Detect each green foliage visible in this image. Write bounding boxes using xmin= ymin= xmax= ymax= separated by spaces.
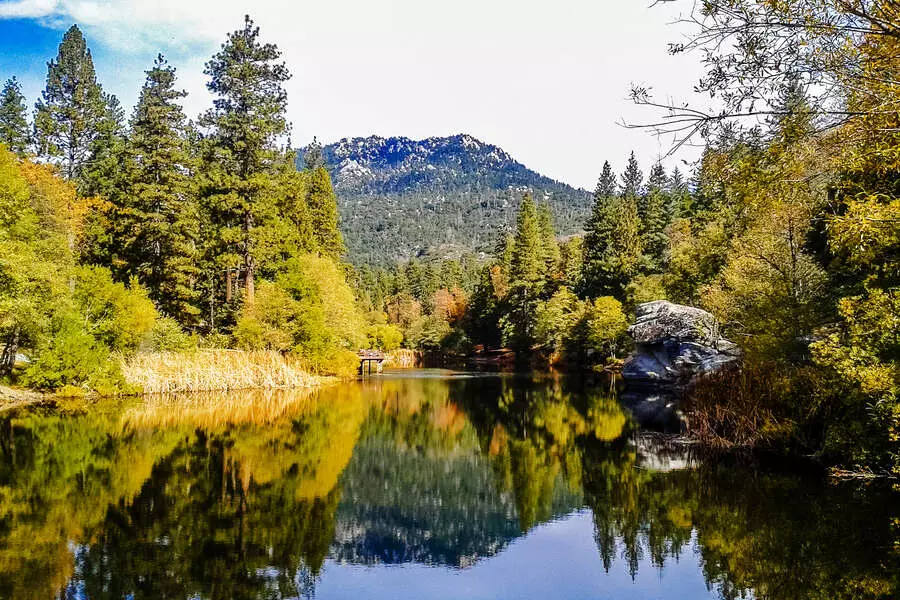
xmin=581 ymin=194 xmax=643 ymax=300
xmin=365 ymin=323 xmax=403 ymax=351
xmin=233 ymin=280 xmax=299 ymax=352
xmin=532 ymin=288 xmax=627 ymax=365
xmin=113 ymin=55 xmax=200 ymax=324
xmin=71 ymin=266 xmax=158 ymax=354
xmin=199 ymin=15 xmax=292 ymax=301
xmin=406 ymin=315 xmax=452 ymax=352
xmin=534 ymin=287 xmax=581 ymax=358
xmin=22 ymin=316 xmax=123 ymax=392
xmin=580 ymin=296 xmax=628 ymax=359
xmin=147 ymin=316 xmax=195 ymax=352
xmin=306 ymin=166 xmax=344 ymax=259
xmin=0 ymin=78 xmax=29 ymax=156
xmin=33 ymin=25 xmax=107 ymax=181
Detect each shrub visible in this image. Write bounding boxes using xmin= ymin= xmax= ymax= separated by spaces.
xmin=405 ymin=315 xmax=451 ymax=351
xmin=296 ymin=347 xmax=360 ymax=378
xmin=71 ymin=267 xmax=157 ymax=354
xmin=232 ymin=281 xmax=298 ymax=351
xmin=23 ymin=316 xmax=124 ymax=392
xmin=147 ymin=316 xmax=195 ymax=352
xmin=582 ymin=296 xmax=629 ymax=357
xmin=365 ymin=323 xmax=403 ymax=351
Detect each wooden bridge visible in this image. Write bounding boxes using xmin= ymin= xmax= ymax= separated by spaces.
xmin=358 ymin=350 xmax=385 ymax=375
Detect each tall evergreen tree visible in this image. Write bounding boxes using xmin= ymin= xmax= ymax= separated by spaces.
xmin=668 ymin=166 xmax=691 ymax=217
xmin=580 ymin=195 xmax=643 ymax=300
xmin=0 ymin=78 xmax=30 ymax=155
xmin=304 ymin=136 xmax=326 ymax=170
xmin=504 ymin=194 xmax=544 ymax=351
xmin=33 ymin=25 xmax=107 ymax=181
xmin=620 ymin=151 xmax=643 ymax=199
xmin=306 ymin=165 xmax=344 ymax=259
xmin=536 ymin=201 xmax=560 ymax=276
xmin=594 ymin=160 xmax=617 ymax=198
xmin=647 ymin=162 xmax=668 ymax=194
xmin=509 ymin=194 xmax=543 ymax=289
xmin=79 ymin=91 xmax=127 ymax=198
xmin=200 ymin=15 xmax=291 ymax=302
xmin=583 ymin=161 xmax=618 ymax=297
xmin=120 ymin=55 xmax=200 ymax=324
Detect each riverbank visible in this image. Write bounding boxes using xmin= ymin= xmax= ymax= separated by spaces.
xmin=0 ymin=384 xmax=44 ymax=411
xmin=121 ymin=349 xmax=331 ymax=395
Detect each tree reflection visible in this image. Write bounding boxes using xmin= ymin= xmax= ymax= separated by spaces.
xmin=0 ymin=375 xmax=896 ymax=599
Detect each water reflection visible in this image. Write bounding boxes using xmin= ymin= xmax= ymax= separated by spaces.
xmin=0 ymin=371 xmax=896 ymax=599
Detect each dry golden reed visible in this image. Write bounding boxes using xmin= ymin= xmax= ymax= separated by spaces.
xmin=384 ymin=349 xmax=421 ymax=369
xmin=121 ymin=349 xmax=329 ymax=395
xmin=120 ymin=388 xmax=320 ymax=431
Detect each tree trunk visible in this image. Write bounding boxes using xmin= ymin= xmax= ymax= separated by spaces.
xmin=243 ymin=210 xmax=255 ymax=303
xmin=1 ymin=329 xmax=20 ymax=377
xmin=245 ymin=259 xmax=255 ymax=303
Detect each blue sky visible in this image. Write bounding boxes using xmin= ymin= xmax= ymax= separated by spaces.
xmin=0 ymin=0 xmax=708 ymax=189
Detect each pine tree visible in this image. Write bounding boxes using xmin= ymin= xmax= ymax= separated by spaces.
xmin=34 ymin=25 xmax=107 ymax=181
xmin=580 ymin=196 xmax=643 ymax=300
xmin=509 ymin=194 xmax=543 ymax=289
xmin=0 ymin=78 xmax=30 ymax=155
xmin=79 ymin=91 xmax=127 ymax=198
xmin=668 ymin=166 xmax=691 ymax=217
xmin=536 ymin=201 xmax=560 ymax=276
xmin=304 ymin=136 xmax=326 ymax=170
xmin=583 ymin=161 xmax=618 ymax=297
xmin=120 ymin=55 xmax=200 ymax=324
xmin=647 ymin=162 xmax=668 ymax=194
xmin=200 ymin=15 xmax=291 ymax=302
xmin=620 ymin=151 xmax=643 ymax=199
xmin=505 ymin=194 xmax=544 ymax=351
xmin=594 ymin=160 xmax=617 ymax=198
xmin=306 ymin=165 xmax=344 ymax=259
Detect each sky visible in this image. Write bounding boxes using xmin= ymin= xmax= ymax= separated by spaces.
xmin=0 ymin=0 xmax=710 ymax=190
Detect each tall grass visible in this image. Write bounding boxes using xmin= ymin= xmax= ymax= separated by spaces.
xmin=121 ymin=388 xmax=319 ymax=431
xmin=384 ymin=349 xmax=422 ymax=369
xmin=121 ymin=349 xmax=328 ymax=394
xmin=684 ymin=361 xmax=801 ymax=450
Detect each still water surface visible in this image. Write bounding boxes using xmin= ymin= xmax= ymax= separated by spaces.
xmin=0 ymin=369 xmax=897 ymax=599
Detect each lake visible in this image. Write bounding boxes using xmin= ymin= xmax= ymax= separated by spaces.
xmin=0 ymin=369 xmax=897 ymax=599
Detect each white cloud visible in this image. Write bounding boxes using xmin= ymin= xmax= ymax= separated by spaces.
xmin=0 ymin=0 xmax=60 ymax=18
xmin=1 ymin=0 xmax=711 ymax=187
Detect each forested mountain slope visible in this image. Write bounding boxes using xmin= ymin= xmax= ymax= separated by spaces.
xmin=296 ymin=134 xmax=591 ymax=265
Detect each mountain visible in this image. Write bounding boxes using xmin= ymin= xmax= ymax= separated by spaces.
xmin=296 ymin=134 xmax=592 ymax=266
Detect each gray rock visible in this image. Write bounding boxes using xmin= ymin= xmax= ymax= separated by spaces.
xmin=628 ymin=300 xmax=720 ymax=346
xmin=623 ymin=301 xmax=741 ymax=389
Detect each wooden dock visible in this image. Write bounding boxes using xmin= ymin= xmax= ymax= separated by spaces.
xmin=358 ymin=350 xmax=385 ymax=375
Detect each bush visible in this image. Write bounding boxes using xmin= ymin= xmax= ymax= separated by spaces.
xmin=232 ymin=281 xmax=298 ymax=351
xmin=71 ymin=267 xmax=158 ymax=354
xmin=534 ymin=288 xmax=581 ymax=358
xmin=296 ymin=347 xmax=360 ymax=378
xmin=582 ymin=296 xmax=629 ymax=358
xmin=147 ymin=316 xmax=195 ymax=352
xmin=405 ymin=315 xmax=451 ymax=351
xmin=365 ymin=323 xmax=403 ymax=351
xmin=23 ymin=316 xmax=124 ymax=392
xmin=626 ymin=274 xmax=667 ymax=307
